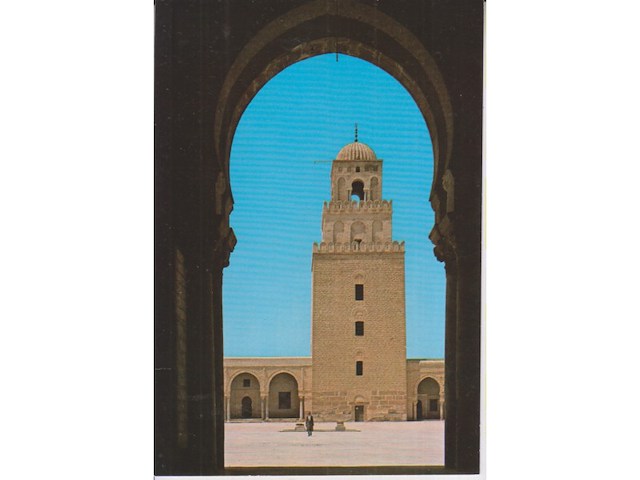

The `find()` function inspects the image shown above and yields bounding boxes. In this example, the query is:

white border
[3,2,640,480]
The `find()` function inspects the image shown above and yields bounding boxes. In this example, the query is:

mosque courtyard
[225,420,444,467]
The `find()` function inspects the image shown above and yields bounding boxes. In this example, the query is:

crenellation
[313,241,405,253]
[323,199,392,213]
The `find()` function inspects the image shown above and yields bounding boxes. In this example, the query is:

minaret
[310,129,407,421]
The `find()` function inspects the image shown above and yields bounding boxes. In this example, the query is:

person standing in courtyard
[305,412,314,437]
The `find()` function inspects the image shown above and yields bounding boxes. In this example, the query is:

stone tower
[311,130,407,421]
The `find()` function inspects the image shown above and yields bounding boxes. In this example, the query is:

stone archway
[417,377,441,420]
[229,373,261,420]
[213,0,455,195]
[268,372,300,419]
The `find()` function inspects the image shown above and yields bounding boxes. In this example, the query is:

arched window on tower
[370,177,379,200]
[372,220,383,242]
[350,221,366,244]
[351,180,364,202]
[333,221,344,244]
[337,177,346,201]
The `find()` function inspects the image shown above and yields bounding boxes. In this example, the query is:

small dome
[336,142,377,161]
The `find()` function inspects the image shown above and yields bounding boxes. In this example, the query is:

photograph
[6,2,640,480]
[155,0,483,475]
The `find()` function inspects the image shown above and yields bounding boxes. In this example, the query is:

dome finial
[354,123,358,143]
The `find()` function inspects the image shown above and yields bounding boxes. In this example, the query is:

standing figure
[305,412,314,437]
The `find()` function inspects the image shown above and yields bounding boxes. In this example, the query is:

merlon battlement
[323,200,392,213]
[313,241,405,254]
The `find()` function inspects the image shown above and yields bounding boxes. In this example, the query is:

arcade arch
[417,377,443,420]
[229,373,262,419]
[268,372,300,419]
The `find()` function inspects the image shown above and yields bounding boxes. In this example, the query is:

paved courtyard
[225,420,444,467]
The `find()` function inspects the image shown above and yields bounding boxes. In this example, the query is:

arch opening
[417,377,441,420]
[223,51,447,359]
[219,0,454,466]
[351,180,365,202]
[229,373,262,420]
[268,373,300,419]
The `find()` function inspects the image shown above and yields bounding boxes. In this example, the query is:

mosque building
[223,132,444,422]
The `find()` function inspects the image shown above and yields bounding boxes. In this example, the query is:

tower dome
[335,141,377,161]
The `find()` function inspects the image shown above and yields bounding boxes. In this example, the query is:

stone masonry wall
[311,251,407,421]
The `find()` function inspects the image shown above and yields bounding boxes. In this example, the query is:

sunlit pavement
[225,420,444,467]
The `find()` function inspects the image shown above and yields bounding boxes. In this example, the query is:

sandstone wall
[311,251,407,421]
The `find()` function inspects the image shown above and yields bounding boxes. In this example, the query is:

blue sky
[223,54,444,359]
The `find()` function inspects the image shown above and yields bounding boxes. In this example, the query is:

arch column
[430,217,458,466]
[257,395,263,420]
[439,395,445,420]
[225,396,230,422]
[432,166,481,470]
[454,241,481,469]
[263,395,269,420]
[299,396,304,420]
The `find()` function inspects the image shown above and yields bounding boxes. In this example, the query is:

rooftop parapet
[223,357,313,367]
[313,240,405,254]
